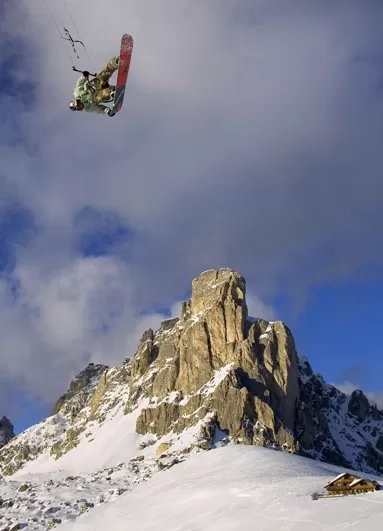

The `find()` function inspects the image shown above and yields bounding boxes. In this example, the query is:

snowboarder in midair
[69,56,119,116]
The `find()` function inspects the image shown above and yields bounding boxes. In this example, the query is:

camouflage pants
[92,57,119,103]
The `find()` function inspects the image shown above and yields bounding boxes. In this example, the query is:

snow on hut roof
[325,472,353,487]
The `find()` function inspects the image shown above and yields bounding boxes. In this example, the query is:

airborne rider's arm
[73,75,87,100]
[78,71,92,93]
[74,75,86,91]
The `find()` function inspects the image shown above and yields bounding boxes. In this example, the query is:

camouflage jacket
[73,75,109,115]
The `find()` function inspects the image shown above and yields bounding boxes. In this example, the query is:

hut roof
[349,478,380,488]
[325,474,380,490]
[325,472,356,487]
[349,478,365,487]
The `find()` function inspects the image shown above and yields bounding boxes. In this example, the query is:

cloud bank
[1,0,383,419]
[333,382,383,410]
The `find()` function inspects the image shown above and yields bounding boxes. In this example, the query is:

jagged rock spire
[0,416,15,448]
[1,268,382,478]
[130,267,300,450]
[52,363,109,415]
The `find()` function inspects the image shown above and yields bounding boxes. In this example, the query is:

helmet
[69,100,77,111]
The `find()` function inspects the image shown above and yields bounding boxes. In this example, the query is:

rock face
[297,357,383,472]
[130,268,301,451]
[348,390,371,422]
[128,268,383,474]
[0,417,15,448]
[1,267,382,478]
[52,363,109,417]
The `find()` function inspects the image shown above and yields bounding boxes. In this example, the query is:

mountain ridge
[1,267,382,480]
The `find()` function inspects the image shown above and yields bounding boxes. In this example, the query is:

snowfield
[2,351,383,531]
[59,445,383,531]
[4,444,383,531]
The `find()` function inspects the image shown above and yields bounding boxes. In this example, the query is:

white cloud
[1,0,383,418]
[0,256,167,409]
[246,293,276,321]
[16,257,127,350]
[332,382,383,410]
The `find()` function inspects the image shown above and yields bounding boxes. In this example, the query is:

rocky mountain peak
[297,357,383,472]
[0,267,382,480]
[129,267,300,452]
[126,268,383,474]
[190,268,247,317]
[52,362,109,416]
[0,416,15,449]
[348,389,371,422]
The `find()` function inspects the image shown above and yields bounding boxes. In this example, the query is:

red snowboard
[111,34,134,116]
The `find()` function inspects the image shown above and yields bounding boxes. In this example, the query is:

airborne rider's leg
[93,87,114,103]
[94,57,119,90]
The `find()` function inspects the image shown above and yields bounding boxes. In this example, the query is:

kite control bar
[72,66,97,76]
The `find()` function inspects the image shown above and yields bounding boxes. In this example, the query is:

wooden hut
[325,472,380,496]
[347,478,380,494]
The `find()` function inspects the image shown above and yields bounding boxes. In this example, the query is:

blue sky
[283,283,383,392]
[1,0,383,435]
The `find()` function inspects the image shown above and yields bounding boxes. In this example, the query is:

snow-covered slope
[14,445,382,531]
[1,268,383,530]
[0,395,209,529]
[0,364,134,477]
[2,364,218,481]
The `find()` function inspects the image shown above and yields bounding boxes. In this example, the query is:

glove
[83,70,90,78]
[104,108,114,116]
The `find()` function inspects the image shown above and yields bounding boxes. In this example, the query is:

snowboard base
[110,33,134,116]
